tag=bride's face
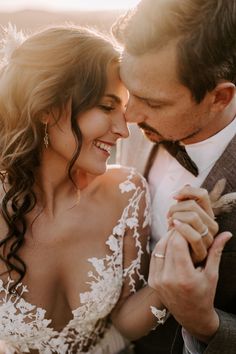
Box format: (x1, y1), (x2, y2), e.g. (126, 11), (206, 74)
(47, 63), (129, 176)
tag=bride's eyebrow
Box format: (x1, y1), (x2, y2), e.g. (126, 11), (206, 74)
(103, 94), (122, 104)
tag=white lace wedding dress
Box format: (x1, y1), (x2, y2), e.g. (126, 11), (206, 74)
(0, 169), (150, 354)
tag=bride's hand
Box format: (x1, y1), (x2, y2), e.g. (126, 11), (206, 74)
(167, 185), (219, 263)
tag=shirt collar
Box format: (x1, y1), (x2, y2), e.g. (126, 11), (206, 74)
(184, 118), (236, 173)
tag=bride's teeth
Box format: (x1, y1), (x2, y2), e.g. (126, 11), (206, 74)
(94, 141), (112, 153)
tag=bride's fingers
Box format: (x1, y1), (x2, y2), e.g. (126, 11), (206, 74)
(167, 200), (219, 237)
(172, 219), (209, 263)
(171, 185), (214, 218)
(168, 211), (214, 249)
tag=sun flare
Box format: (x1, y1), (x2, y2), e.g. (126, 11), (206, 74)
(0, 0), (140, 12)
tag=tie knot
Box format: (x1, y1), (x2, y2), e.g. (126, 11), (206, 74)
(161, 141), (199, 177)
(161, 141), (184, 157)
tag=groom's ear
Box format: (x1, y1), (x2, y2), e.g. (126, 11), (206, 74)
(210, 82), (236, 113)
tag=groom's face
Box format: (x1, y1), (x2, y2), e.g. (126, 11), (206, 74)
(120, 42), (214, 144)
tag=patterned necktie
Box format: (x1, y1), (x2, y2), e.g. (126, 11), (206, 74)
(161, 141), (199, 176)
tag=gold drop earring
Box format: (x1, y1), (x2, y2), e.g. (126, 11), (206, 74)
(44, 122), (49, 148)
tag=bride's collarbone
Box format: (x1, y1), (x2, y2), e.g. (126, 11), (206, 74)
(27, 197), (123, 242)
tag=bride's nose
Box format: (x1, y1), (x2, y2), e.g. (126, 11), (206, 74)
(111, 112), (129, 139)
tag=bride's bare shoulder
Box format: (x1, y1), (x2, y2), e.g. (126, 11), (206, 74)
(100, 164), (148, 198)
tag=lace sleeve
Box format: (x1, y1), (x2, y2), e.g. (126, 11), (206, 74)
(119, 169), (151, 296)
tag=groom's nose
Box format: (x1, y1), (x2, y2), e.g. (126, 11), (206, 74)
(125, 96), (146, 123)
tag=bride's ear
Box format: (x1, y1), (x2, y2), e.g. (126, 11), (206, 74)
(40, 111), (50, 125)
(210, 82), (236, 113)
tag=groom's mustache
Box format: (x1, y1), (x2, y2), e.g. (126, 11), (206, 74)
(138, 122), (199, 143)
(138, 122), (161, 136)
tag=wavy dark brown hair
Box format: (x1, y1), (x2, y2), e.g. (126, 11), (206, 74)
(0, 25), (120, 292)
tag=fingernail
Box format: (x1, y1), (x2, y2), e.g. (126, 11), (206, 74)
(225, 232), (233, 238)
(173, 219), (182, 226)
(170, 189), (181, 198)
(172, 195), (179, 200)
(171, 185), (191, 198)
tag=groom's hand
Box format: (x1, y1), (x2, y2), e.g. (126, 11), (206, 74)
(149, 231), (232, 343)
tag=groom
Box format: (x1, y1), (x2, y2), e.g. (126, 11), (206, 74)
(113, 0), (236, 353)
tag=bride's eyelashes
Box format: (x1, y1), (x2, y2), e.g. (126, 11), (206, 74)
(98, 104), (115, 112)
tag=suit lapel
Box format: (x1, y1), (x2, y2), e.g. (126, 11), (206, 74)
(202, 134), (236, 192)
(202, 134), (236, 260)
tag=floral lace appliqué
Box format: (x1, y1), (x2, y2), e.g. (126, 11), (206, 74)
(0, 168), (150, 354)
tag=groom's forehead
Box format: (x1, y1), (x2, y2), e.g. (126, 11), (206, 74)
(121, 44), (179, 81)
(120, 56), (182, 103)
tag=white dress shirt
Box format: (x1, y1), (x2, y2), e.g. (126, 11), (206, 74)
(148, 118), (236, 250)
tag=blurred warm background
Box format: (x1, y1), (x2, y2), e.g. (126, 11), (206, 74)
(0, 8), (123, 33)
(0, 0), (140, 32)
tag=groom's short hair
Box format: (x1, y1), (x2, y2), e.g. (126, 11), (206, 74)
(113, 0), (236, 102)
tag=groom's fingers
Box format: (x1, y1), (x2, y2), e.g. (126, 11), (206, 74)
(164, 231), (195, 275)
(151, 232), (170, 262)
(148, 233), (170, 289)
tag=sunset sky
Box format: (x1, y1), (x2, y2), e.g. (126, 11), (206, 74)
(0, 0), (140, 11)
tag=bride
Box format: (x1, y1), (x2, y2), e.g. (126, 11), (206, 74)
(0, 25), (218, 354)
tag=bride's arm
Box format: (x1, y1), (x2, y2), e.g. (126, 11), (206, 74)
(0, 340), (19, 354)
(111, 182), (218, 341)
(110, 173), (160, 339)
